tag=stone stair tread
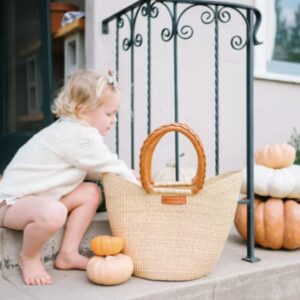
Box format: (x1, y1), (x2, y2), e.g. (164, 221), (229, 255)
(2, 227), (300, 299)
(3, 269), (212, 300)
(1, 212), (111, 273)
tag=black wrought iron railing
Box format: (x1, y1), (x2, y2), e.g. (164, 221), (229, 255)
(102, 0), (262, 263)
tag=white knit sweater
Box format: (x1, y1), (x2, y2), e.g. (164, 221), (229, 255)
(0, 117), (139, 205)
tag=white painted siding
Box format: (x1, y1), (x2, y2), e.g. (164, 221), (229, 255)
(85, 0), (300, 178)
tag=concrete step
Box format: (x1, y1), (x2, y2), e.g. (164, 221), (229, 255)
(2, 228), (300, 299)
(2, 215), (300, 300)
(0, 212), (111, 274)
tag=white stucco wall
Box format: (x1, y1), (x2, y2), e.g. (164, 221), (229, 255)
(85, 0), (300, 178)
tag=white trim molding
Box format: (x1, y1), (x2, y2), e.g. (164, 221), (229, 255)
(254, 0), (300, 84)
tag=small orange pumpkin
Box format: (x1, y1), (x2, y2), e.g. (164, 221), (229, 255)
(90, 235), (124, 256)
(255, 144), (296, 169)
(87, 254), (134, 285)
(235, 197), (300, 250)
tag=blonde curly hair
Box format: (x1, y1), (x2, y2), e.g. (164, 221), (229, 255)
(52, 69), (118, 118)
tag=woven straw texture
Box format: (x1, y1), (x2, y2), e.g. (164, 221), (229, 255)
(103, 170), (242, 281)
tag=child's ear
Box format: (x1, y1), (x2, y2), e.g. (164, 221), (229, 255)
(75, 105), (83, 117)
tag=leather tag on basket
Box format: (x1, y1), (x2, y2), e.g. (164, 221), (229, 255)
(161, 195), (186, 205)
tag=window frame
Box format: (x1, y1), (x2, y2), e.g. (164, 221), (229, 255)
(255, 0), (300, 84)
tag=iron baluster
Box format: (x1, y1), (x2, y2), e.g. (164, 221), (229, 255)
(173, 2), (180, 181)
(130, 9), (135, 169)
(147, 0), (152, 135)
(243, 9), (260, 263)
(115, 19), (120, 156)
(214, 5), (219, 176)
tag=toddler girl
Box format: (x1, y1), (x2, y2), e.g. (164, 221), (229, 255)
(0, 69), (139, 286)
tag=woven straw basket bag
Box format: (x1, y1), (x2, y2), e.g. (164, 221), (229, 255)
(103, 123), (242, 281)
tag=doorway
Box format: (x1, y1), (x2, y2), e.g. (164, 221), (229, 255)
(0, 0), (53, 172)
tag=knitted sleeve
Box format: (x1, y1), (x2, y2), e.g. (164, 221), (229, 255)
(65, 129), (140, 185)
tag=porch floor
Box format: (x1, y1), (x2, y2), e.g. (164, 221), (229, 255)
(1, 221), (300, 299)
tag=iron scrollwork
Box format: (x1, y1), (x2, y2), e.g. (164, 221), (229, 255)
(217, 6), (249, 50)
(118, 4), (146, 51)
(148, 0), (175, 42)
(113, 0), (262, 51)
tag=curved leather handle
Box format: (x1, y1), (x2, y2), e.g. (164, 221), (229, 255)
(139, 123), (206, 194)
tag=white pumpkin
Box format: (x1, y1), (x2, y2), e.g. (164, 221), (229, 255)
(87, 254), (134, 286)
(241, 164), (300, 199)
(287, 165), (300, 198)
(154, 154), (196, 183)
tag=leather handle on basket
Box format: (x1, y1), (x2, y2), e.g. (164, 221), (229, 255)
(139, 123), (206, 194)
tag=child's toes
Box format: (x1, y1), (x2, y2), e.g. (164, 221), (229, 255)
(44, 275), (53, 285)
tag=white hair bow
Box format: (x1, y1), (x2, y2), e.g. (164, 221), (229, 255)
(106, 70), (118, 87)
(96, 70), (118, 98)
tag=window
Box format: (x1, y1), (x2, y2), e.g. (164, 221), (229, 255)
(26, 55), (41, 115)
(255, 0), (300, 83)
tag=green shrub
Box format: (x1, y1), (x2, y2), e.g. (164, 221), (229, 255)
(288, 128), (300, 165)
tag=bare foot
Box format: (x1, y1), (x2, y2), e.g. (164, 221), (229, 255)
(19, 254), (53, 285)
(54, 251), (89, 270)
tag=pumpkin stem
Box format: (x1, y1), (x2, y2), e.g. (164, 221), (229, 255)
(166, 153), (185, 167)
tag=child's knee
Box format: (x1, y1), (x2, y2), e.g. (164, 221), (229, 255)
(83, 183), (102, 207)
(38, 202), (68, 230)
